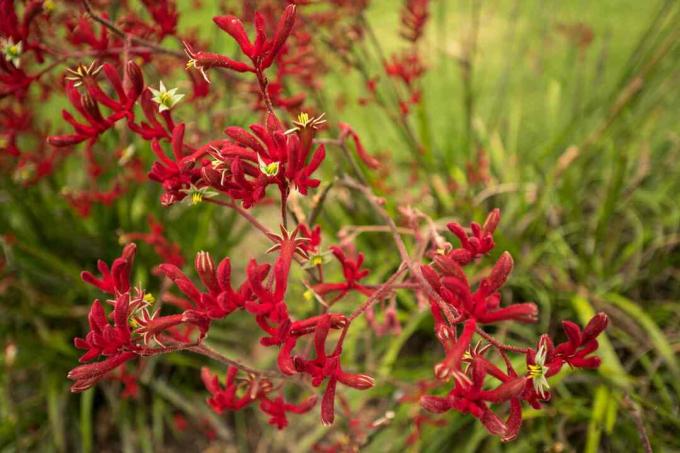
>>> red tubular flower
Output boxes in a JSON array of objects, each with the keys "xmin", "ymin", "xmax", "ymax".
[
  {"xmin": 157, "ymin": 250, "xmax": 247, "ymax": 337},
  {"xmin": 259, "ymin": 395, "xmax": 317, "ymax": 429},
  {"xmin": 431, "ymin": 251, "xmax": 538, "ymax": 324},
  {"xmin": 140, "ymin": 0, "xmax": 178, "ymax": 38},
  {"xmin": 422, "ymin": 357, "xmax": 527, "ymax": 441},
  {"xmin": 523, "ymin": 313, "xmax": 608, "ymax": 408},
  {"xmin": 48, "ymin": 62, "xmax": 144, "ymax": 147},
  {"xmin": 339, "ymin": 122, "xmax": 380, "ymax": 169},
  {"xmin": 81, "ymin": 243, "xmax": 136, "ymax": 294},
  {"xmin": 211, "ymin": 4, "xmax": 296, "ymax": 72},
  {"xmin": 383, "ymin": 51, "xmax": 425, "ymax": 115},
  {"xmin": 433, "ymin": 318, "xmax": 476, "ymax": 381},
  {"xmin": 550, "ymin": 313, "xmax": 608, "ymax": 370},
  {"xmin": 147, "ymin": 123, "xmax": 212, "ymax": 205},
  {"xmin": 65, "ymin": 14, "xmax": 110, "ymax": 52},
  {"xmin": 73, "ymin": 293, "xmax": 133, "ymax": 363},
  {"xmin": 205, "ymin": 117, "xmax": 325, "ymax": 207},
  {"xmin": 201, "ymin": 366, "xmax": 269, "ymax": 412},
  {"xmin": 311, "ymin": 246, "xmax": 373, "ymax": 301},
  {"xmin": 62, "ymin": 183, "xmax": 126, "ymax": 218},
  {"xmin": 385, "ymin": 51, "xmax": 425, "ymax": 88},
  {"xmin": 0, "ymin": 58, "xmax": 34, "ymax": 99},
  {"xmin": 445, "ymin": 209, "xmax": 500, "ymax": 265},
  {"xmin": 242, "ymin": 254, "xmax": 294, "ymax": 347},
  {"xmin": 68, "ymin": 288, "xmax": 142, "ymax": 393},
  {"xmin": 184, "ymin": 42, "xmax": 254, "ymax": 79},
  {"xmin": 298, "ymin": 223, "xmax": 321, "ymax": 255},
  {"xmin": 68, "ymin": 351, "xmax": 136, "ymax": 393},
  {"xmin": 289, "ymin": 314, "xmax": 374, "ymax": 426}
]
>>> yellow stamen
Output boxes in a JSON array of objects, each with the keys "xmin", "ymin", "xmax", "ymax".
[{"xmin": 528, "ymin": 363, "xmax": 544, "ymax": 379}]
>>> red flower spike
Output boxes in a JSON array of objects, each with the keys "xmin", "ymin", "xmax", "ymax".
[
  {"xmin": 69, "ymin": 290, "xmax": 140, "ymax": 393},
  {"xmin": 207, "ymin": 120, "xmax": 325, "ymax": 207},
  {"xmin": 422, "ymin": 357, "xmax": 525, "ymax": 440},
  {"xmin": 298, "ymin": 223, "xmax": 322, "ymax": 255},
  {"xmin": 148, "ymin": 123, "xmax": 208, "ymax": 206},
  {"xmin": 47, "ymin": 61, "xmax": 146, "ymax": 148},
  {"xmin": 81, "ymin": 243, "xmax": 136, "ymax": 295},
  {"xmin": 140, "ymin": 0, "xmax": 178, "ymax": 38}
]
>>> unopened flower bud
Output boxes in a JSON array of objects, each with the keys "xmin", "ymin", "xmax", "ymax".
[
  {"xmin": 479, "ymin": 251, "xmax": 513, "ymax": 296},
  {"xmin": 482, "ymin": 208, "xmax": 501, "ymax": 234},
  {"xmin": 126, "ymin": 61, "xmax": 144, "ymax": 99},
  {"xmin": 582, "ymin": 312, "xmax": 608, "ymax": 344},
  {"xmin": 195, "ymin": 251, "xmax": 219, "ymax": 293}
]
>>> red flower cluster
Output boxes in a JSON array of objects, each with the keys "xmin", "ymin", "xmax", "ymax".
[
  {"xmin": 416, "ymin": 211, "xmax": 608, "ymax": 440},
  {"xmin": 184, "ymin": 4, "xmax": 296, "ymax": 78},
  {"xmin": 202, "ymin": 366, "xmax": 317, "ymax": 429},
  {"xmin": 401, "ymin": 0, "xmax": 430, "ymax": 42},
  {"xmin": 203, "ymin": 115, "xmax": 325, "ymax": 208},
  {"xmin": 45, "ymin": 1, "xmax": 609, "ymax": 445}
]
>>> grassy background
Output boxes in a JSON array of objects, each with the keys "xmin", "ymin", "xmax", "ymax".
[{"xmin": 1, "ymin": 0, "xmax": 679, "ymax": 451}]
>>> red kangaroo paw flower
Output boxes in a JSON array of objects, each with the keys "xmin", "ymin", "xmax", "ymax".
[{"xmin": 68, "ymin": 351, "xmax": 136, "ymax": 393}]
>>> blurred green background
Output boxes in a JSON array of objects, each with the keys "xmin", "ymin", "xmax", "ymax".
[{"xmin": 1, "ymin": 0, "xmax": 678, "ymax": 451}]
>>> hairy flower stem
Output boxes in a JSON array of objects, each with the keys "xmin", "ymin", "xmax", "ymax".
[
  {"xmin": 475, "ymin": 327, "xmax": 529, "ymax": 354},
  {"xmin": 348, "ymin": 264, "xmax": 408, "ymax": 322},
  {"xmin": 204, "ymin": 197, "xmax": 276, "ymax": 240},
  {"xmin": 255, "ymin": 67, "xmax": 276, "ymax": 118},
  {"xmin": 188, "ymin": 343, "xmax": 279, "ymax": 378},
  {"xmin": 341, "ymin": 176, "xmax": 458, "ymax": 326}
]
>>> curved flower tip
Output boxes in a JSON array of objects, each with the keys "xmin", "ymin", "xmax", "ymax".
[
  {"xmin": 483, "ymin": 208, "xmax": 501, "ymax": 234},
  {"xmin": 337, "ymin": 372, "xmax": 375, "ymax": 390},
  {"xmin": 582, "ymin": 312, "xmax": 609, "ymax": 343}
]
